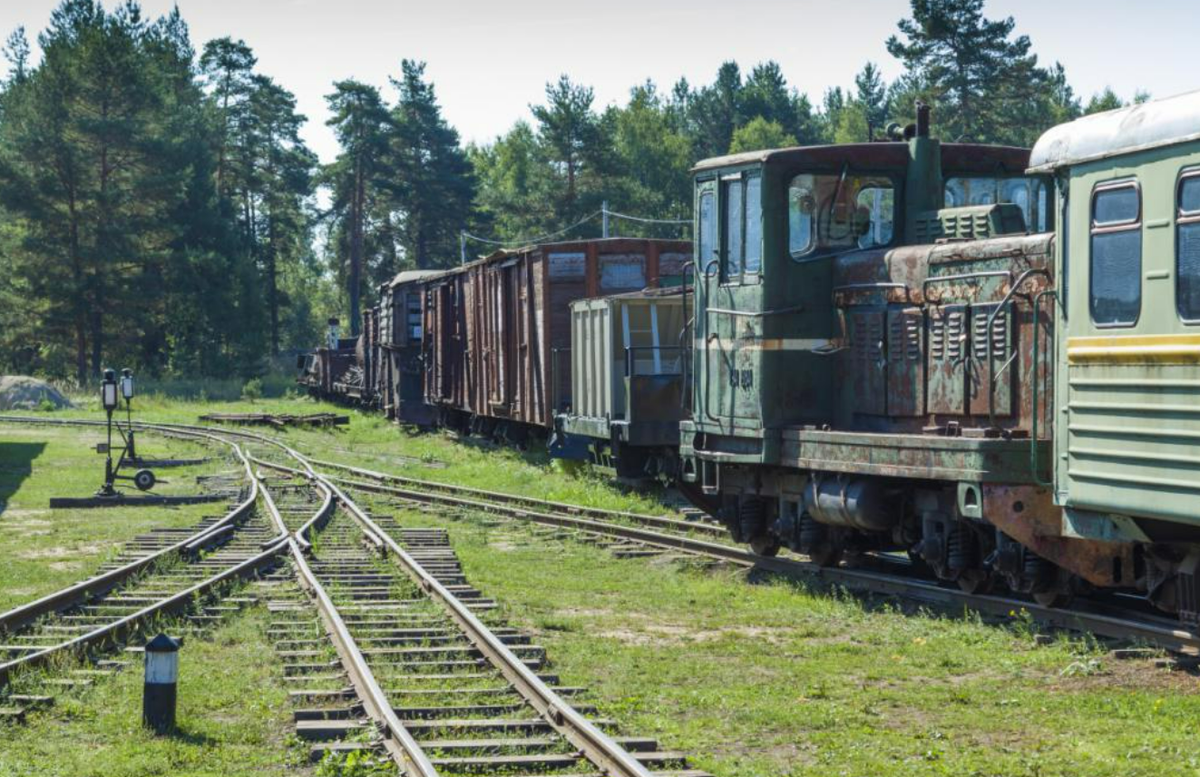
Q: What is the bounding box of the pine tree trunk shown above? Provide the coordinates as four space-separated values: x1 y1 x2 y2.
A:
349 153 364 337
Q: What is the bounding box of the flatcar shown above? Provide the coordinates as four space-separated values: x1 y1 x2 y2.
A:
681 94 1200 622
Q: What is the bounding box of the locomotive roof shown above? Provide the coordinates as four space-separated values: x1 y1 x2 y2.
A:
1029 89 1200 172
692 142 1029 174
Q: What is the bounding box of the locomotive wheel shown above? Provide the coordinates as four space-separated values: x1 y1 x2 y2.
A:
1032 590 1072 608
750 535 781 557
956 570 993 595
808 544 842 568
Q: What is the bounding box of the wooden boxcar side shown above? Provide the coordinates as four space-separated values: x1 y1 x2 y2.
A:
424 238 690 435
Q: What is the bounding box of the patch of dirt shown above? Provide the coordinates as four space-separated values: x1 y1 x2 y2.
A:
1046 656 1200 693
594 622 795 647
0 376 73 410
19 542 111 560
3 509 51 520
48 560 84 572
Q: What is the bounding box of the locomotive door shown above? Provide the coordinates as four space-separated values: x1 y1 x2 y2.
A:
1057 164 1200 525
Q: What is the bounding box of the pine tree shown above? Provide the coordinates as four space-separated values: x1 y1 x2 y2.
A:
853 63 890 139
531 74 599 211
886 0 1048 143
324 80 390 335
387 60 474 269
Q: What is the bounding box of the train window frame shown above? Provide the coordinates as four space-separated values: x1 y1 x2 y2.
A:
1177 169 1200 324
716 171 763 285
721 174 745 282
696 181 717 281
1088 179 1143 329
787 171 896 262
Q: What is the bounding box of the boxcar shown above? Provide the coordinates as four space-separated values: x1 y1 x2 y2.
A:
554 286 689 480
379 270 441 424
424 238 691 441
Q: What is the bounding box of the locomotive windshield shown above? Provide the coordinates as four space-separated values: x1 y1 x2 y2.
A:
944 174 1051 232
788 172 896 259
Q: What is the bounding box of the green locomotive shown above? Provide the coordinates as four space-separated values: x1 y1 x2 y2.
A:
680 95 1200 620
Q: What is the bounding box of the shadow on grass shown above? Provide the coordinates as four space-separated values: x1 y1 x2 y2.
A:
0 441 47 511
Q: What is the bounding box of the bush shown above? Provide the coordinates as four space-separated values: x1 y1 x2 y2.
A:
241 378 263 402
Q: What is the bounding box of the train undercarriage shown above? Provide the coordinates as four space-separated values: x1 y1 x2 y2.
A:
694 464 1200 624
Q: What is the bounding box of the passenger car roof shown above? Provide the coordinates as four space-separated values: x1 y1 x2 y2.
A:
1029 89 1200 172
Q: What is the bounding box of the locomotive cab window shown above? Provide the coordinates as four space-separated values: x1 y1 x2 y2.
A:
719 174 762 282
697 184 716 277
1089 182 1142 327
1177 173 1200 322
945 175 1051 232
788 173 894 259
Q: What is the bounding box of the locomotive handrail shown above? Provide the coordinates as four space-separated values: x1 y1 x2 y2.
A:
1030 287 1058 487
985 268 1052 430
679 261 694 416
921 270 1012 302
704 304 806 317
701 259 722 426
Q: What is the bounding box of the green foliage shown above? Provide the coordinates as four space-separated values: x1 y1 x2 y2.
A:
241 377 263 401
0 3 329 382
729 117 797 154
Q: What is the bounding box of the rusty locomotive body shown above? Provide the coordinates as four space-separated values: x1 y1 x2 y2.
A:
683 97 1200 621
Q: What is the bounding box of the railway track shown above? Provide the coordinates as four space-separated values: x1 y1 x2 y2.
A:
246 437 711 775
0 420 288 722
288 454 1200 657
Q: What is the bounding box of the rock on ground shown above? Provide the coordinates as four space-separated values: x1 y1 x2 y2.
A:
0 376 74 410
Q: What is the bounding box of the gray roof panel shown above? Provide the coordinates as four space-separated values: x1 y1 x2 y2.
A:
1028 89 1200 172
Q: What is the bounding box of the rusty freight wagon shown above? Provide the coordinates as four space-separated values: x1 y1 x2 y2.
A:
423 238 691 441
379 270 440 424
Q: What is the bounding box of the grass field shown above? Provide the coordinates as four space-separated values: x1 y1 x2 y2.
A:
2 396 1199 776
0 424 239 611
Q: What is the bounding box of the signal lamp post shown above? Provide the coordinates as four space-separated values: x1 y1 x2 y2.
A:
121 368 137 461
95 367 156 497
98 370 120 497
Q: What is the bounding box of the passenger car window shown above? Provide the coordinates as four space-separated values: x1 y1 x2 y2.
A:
1090 183 1142 327
1177 174 1200 322
788 173 894 259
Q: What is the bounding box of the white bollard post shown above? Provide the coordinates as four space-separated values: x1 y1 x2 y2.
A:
143 633 180 734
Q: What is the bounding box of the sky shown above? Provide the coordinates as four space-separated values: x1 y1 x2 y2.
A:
1 0 1194 164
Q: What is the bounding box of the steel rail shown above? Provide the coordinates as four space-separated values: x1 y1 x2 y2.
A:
0 537 285 684
324 476 657 777
330 474 1200 655
306 456 725 538
0 417 261 636
252 467 437 776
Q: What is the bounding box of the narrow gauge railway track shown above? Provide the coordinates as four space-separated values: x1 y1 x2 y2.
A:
298 457 1200 657
250 450 711 776
0 420 289 720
